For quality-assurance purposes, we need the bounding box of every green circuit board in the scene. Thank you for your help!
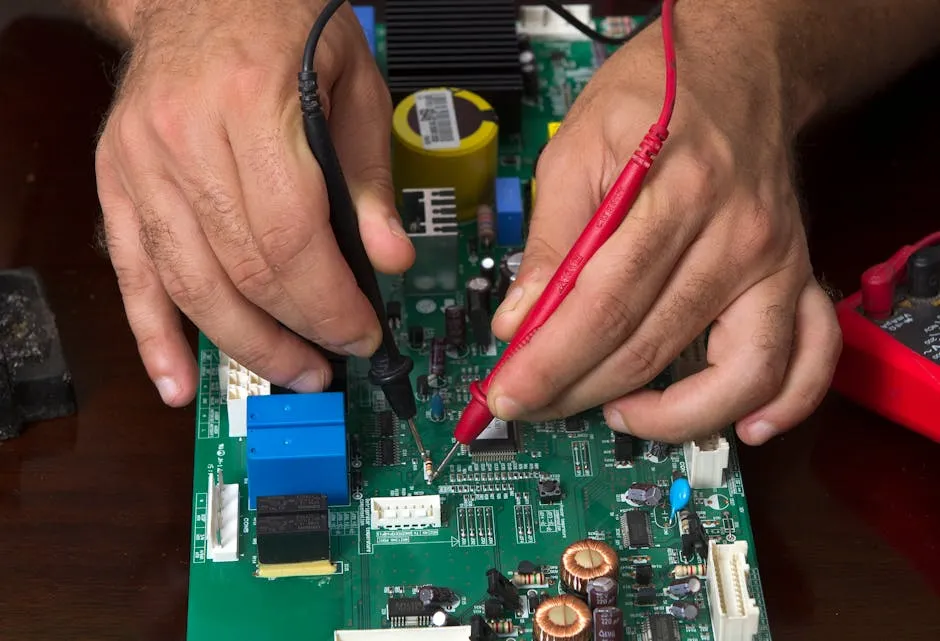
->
[187,16,773,641]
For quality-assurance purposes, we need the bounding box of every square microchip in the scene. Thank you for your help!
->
[469,418,519,461]
[621,510,653,549]
[645,613,680,641]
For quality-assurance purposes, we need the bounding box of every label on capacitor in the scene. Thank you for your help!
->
[415,89,461,150]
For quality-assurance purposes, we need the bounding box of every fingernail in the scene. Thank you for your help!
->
[342,336,378,358]
[155,377,179,405]
[494,395,522,419]
[606,409,629,433]
[496,286,524,316]
[748,420,777,444]
[289,369,327,393]
[387,216,407,239]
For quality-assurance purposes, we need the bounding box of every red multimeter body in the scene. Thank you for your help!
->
[831,231,940,442]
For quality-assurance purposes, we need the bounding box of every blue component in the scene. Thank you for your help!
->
[430,393,445,422]
[495,177,524,246]
[669,476,692,522]
[246,393,348,508]
[352,6,376,55]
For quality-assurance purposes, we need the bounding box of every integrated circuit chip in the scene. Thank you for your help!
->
[614,433,633,466]
[644,613,680,641]
[469,418,519,461]
[621,510,653,548]
[377,438,399,466]
[376,410,396,437]
[387,597,431,627]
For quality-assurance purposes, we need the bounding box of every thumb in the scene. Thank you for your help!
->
[329,62,415,275]
[492,133,603,341]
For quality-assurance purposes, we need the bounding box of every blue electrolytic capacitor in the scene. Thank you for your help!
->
[669,476,692,522]
[430,393,445,422]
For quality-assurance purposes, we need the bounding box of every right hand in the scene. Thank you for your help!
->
[95,1,413,406]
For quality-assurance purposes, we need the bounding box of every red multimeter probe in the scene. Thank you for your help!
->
[831,231,940,442]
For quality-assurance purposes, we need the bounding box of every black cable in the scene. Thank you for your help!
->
[543,0,665,46]
[298,0,417,422]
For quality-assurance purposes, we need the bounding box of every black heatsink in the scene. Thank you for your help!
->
[386,0,523,133]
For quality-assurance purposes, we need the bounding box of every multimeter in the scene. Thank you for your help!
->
[831,231,940,442]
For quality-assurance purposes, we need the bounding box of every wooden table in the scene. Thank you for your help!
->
[2,8,939,641]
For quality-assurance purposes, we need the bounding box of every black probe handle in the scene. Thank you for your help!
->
[302,110,416,419]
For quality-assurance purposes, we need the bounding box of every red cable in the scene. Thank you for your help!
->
[450,0,679,449]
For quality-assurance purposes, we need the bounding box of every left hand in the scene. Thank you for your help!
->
[485,28,842,446]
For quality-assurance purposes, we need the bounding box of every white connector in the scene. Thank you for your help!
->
[706,540,760,641]
[206,471,240,562]
[684,434,730,488]
[370,495,441,529]
[335,628,471,641]
[219,351,270,438]
[518,4,593,40]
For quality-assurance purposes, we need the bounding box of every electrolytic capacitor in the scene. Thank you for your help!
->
[586,576,618,609]
[498,251,524,301]
[444,305,467,350]
[429,337,446,382]
[592,606,624,641]
[466,276,493,349]
[408,325,425,350]
[480,256,497,284]
[666,576,701,598]
[519,36,540,101]
[430,393,445,422]
[419,586,456,607]
[431,610,458,627]
[627,482,663,507]
[477,204,496,248]
[667,601,699,621]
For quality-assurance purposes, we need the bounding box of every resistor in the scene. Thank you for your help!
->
[512,572,546,586]
[429,337,446,384]
[423,458,434,482]
[477,204,496,248]
[430,393,445,422]
[671,563,707,578]
[487,620,514,634]
[444,305,467,350]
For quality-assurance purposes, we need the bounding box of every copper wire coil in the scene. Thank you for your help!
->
[533,595,592,641]
[559,539,619,595]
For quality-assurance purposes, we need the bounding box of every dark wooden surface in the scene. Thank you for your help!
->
[1,6,939,641]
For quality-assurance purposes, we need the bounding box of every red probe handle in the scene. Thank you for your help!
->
[452,130,666,445]
[861,231,940,317]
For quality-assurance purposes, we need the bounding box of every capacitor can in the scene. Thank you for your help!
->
[429,337,446,379]
[467,276,493,315]
[408,325,425,350]
[592,606,624,641]
[480,256,497,284]
[667,601,699,621]
[586,577,618,609]
[666,576,701,598]
[444,305,467,349]
[498,251,524,301]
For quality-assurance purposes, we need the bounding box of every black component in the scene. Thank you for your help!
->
[564,416,584,432]
[466,276,493,348]
[537,478,563,504]
[385,0,523,134]
[518,35,539,100]
[498,251,524,301]
[0,268,76,440]
[387,597,431,626]
[517,560,538,575]
[386,301,402,329]
[470,418,520,460]
[634,586,658,606]
[614,433,634,464]
[522,179,534,233]
[486,568,520,611]
[257,493,328,516]
[418,586,456,607]
[593,606,624,641]
[351,469,363,493]
[416,374,431,399]
[429,338,446,377]
[647,441,672,463]
[378,438,400,466]
[623,510,653,548]
[256,512,330,565]
[483,598,503,619]
[408,325,425,350]
[376,409,396,437]
[634,563,653,586]
[444,305,467,349]
[479,257,497,285]
[526,590,540,614]
[680,510,707,559]
[298,10,417,425]
[645,613,681,641]
[908,245,940,298]
[470,615,497,641]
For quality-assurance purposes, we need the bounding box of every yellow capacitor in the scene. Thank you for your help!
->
[392,88,498,222]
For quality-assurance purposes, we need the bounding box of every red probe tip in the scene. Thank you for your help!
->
[453,381,494,445]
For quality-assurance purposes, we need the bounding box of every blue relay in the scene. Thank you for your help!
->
[246,393,348,508]
[495,177,524,246]
[352,6,376,55]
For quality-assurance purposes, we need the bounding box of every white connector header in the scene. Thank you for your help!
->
[335,627,471,641]
[370,495,442,529]
[684,434,730,488]
[207,471,240,562]
[706,540,760,641]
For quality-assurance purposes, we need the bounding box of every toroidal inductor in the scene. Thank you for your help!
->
[391,87,499,222]
[533,595,592,641]
[559,540,619,595]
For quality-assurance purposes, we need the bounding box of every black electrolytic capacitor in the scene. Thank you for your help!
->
[480,256,497,284]
[466,276,493,349]
[498,251,524,301]
[586,577,618,609]
[429,338,446,377]
[593,606,624,641]
[408,325,425,350]
[444,305,467,349]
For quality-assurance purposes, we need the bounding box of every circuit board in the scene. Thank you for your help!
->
[187,8,773,641]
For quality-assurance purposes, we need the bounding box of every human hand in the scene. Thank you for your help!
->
[95,0,413,406]
[487,27,841,445]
